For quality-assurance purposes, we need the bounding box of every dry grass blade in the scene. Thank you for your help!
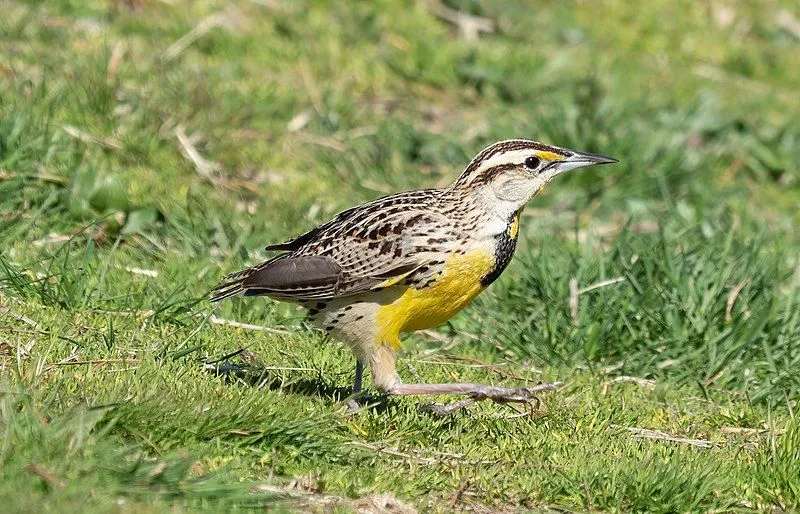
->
[25,464,66,489]
[624,427,714,448]
[725,280,748,323]
[175,125,223,185]
[347,441,437,465]
[162,12,227,62]
[209,315,291,334]
[122,266,159,278]
[569,277,579,324]
[106,41,126,82]
[63,125,122,150]
[570,277,626,325]
[2,308,41,330]
[347,441,497,467]
[251,484,417,513]
[609,376,656,388]
[579,276,626,294]
[0,169,67,185]
[425,0,494,41]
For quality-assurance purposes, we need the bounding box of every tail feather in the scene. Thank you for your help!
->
[210,268,253,302]
[210,254,286,302]
[210,280,244,302]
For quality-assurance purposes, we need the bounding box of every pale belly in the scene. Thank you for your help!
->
[375,249,494,347]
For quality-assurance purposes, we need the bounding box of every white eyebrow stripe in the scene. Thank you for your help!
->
[464,149,531,185]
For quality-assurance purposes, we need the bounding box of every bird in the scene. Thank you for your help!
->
[211,139,617,404]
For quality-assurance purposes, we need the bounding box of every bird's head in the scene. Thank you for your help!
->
[451,139,617,218]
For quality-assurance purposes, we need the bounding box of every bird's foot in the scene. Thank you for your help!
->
[418,382,562,417]
[467,382,561,403]
[344,397,362,413]
[342,391,386,414]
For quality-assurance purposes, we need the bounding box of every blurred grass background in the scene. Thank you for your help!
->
[1,0,799,512]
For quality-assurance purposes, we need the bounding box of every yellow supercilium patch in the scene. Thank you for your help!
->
[535,150,562,161]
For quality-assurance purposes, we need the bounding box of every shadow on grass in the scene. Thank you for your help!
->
[203,352,400,414]
[202,349,511,420]
[208,359,352,397]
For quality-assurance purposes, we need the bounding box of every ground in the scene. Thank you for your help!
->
[1,0,799,512]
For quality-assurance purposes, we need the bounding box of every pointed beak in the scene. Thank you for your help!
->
[569,150,618,166]
[549,149,618,176]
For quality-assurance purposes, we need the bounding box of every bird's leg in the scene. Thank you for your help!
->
[343,359,368,413]
[388,382,562,403]
[352,359,364,394]
[367,345,560,409]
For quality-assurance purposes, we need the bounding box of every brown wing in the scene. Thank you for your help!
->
[263,205,361,252]
[210,190,453,302]
[210,253,421,302]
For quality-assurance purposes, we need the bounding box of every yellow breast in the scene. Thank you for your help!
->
[376,249,494,348]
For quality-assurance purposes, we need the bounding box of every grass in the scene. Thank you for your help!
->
[1,0,799,511]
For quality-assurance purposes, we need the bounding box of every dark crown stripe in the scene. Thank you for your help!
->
[455,139,566,187]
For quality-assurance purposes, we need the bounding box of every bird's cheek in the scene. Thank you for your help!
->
[493,178,529,202]
[499,176,547,204]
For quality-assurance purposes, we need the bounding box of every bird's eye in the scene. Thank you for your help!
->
[524,156,540,170]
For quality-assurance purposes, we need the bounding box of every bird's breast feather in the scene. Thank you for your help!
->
[375,249,494,346]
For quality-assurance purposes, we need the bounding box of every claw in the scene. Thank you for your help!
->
[467,383,560,411]
[344,398,362,413]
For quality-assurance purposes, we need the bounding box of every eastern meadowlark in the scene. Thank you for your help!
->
[212,139,617,404]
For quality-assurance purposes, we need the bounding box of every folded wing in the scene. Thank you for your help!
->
[211,192,452,302]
